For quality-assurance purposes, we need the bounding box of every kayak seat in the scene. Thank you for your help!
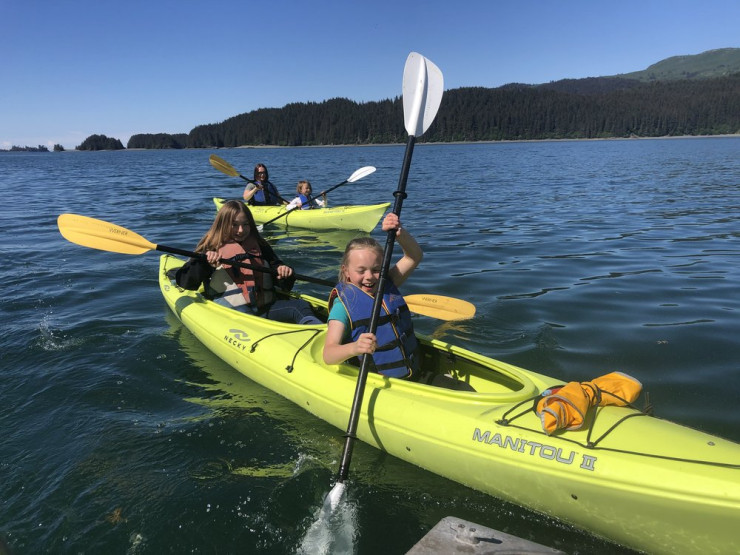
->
[421,372,477,392]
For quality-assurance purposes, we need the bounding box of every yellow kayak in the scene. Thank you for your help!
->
[213,198,389,232]
[160,254,740,554]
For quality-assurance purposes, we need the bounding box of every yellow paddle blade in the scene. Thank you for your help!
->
[209,154,238,177]
[404,294,476,321]
[57,214,156,255]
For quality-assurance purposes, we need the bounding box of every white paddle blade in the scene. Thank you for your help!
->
[402,52,444,137]
[325,482,346,512]
[347,166,376,183]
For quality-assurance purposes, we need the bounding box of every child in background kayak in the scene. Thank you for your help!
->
[175,200,321,325]
[243,163,285,206]
[287,180,326,211]
[323,213,423,379]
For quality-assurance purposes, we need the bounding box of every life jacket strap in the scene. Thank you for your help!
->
[352,304,410,329]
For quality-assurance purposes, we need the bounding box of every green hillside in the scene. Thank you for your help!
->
[619,47,740,81]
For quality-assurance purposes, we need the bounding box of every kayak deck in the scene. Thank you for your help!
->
[159,255,740,554]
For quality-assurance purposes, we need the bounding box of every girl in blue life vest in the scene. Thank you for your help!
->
[287,180,326,210]
[323,213,423,379]
[174,200,321,325]
[243,163,285,206]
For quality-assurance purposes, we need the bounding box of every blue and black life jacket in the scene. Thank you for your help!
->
[250,181,280,206]
[297,193,312,209]
[329,282,419,379]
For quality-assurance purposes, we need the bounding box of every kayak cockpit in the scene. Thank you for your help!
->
[416,339,541,399]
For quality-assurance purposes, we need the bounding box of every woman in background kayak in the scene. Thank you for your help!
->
[323,213,423,379]
[243,163,285,206]
[286,180,326,211]
[175,200,321,325]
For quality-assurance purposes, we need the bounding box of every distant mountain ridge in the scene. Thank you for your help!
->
[617,47,740,81]
[536,48,740,95]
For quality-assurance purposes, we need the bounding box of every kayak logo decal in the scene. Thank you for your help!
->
[472,428,597,471]
[229,329,250,341]
[225,328,251,351]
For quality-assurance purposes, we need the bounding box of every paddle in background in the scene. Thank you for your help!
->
[256,165,377,231]
[56,214,472,321]
[327,52,444,510]
[209,154,293,204]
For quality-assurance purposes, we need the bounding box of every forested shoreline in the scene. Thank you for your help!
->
[125,73,739,150]
[7,71,733,152]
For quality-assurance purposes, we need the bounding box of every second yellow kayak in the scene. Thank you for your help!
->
[213,198,390,232]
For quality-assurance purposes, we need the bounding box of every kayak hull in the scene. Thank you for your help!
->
[159,255,740,554]
[213,198,389,232]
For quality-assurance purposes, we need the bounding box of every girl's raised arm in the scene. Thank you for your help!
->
[383,213,423,287]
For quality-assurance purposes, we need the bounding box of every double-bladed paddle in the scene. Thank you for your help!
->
[56,213,473,320]
[327,52,444,509]
[256,165,377,231]
[57,213,332,287]
[209,154,292,204]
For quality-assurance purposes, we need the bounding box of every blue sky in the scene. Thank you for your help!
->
[2,0,737,150]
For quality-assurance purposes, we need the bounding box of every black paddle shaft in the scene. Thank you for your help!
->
[337,135,416,483]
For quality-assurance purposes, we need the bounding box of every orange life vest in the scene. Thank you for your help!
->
[207,242,275,308]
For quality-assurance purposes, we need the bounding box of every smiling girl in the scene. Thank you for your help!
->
[175,200,321,325]
[323,213,423,379]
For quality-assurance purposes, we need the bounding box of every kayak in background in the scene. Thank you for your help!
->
[159,254,740,555]
[264,227,366,254]
[213,198,389,232]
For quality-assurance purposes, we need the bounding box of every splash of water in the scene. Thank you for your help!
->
[296,483,357,555]
[36,314,84,351]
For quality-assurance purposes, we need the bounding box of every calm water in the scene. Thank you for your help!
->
[1,138,739,554]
